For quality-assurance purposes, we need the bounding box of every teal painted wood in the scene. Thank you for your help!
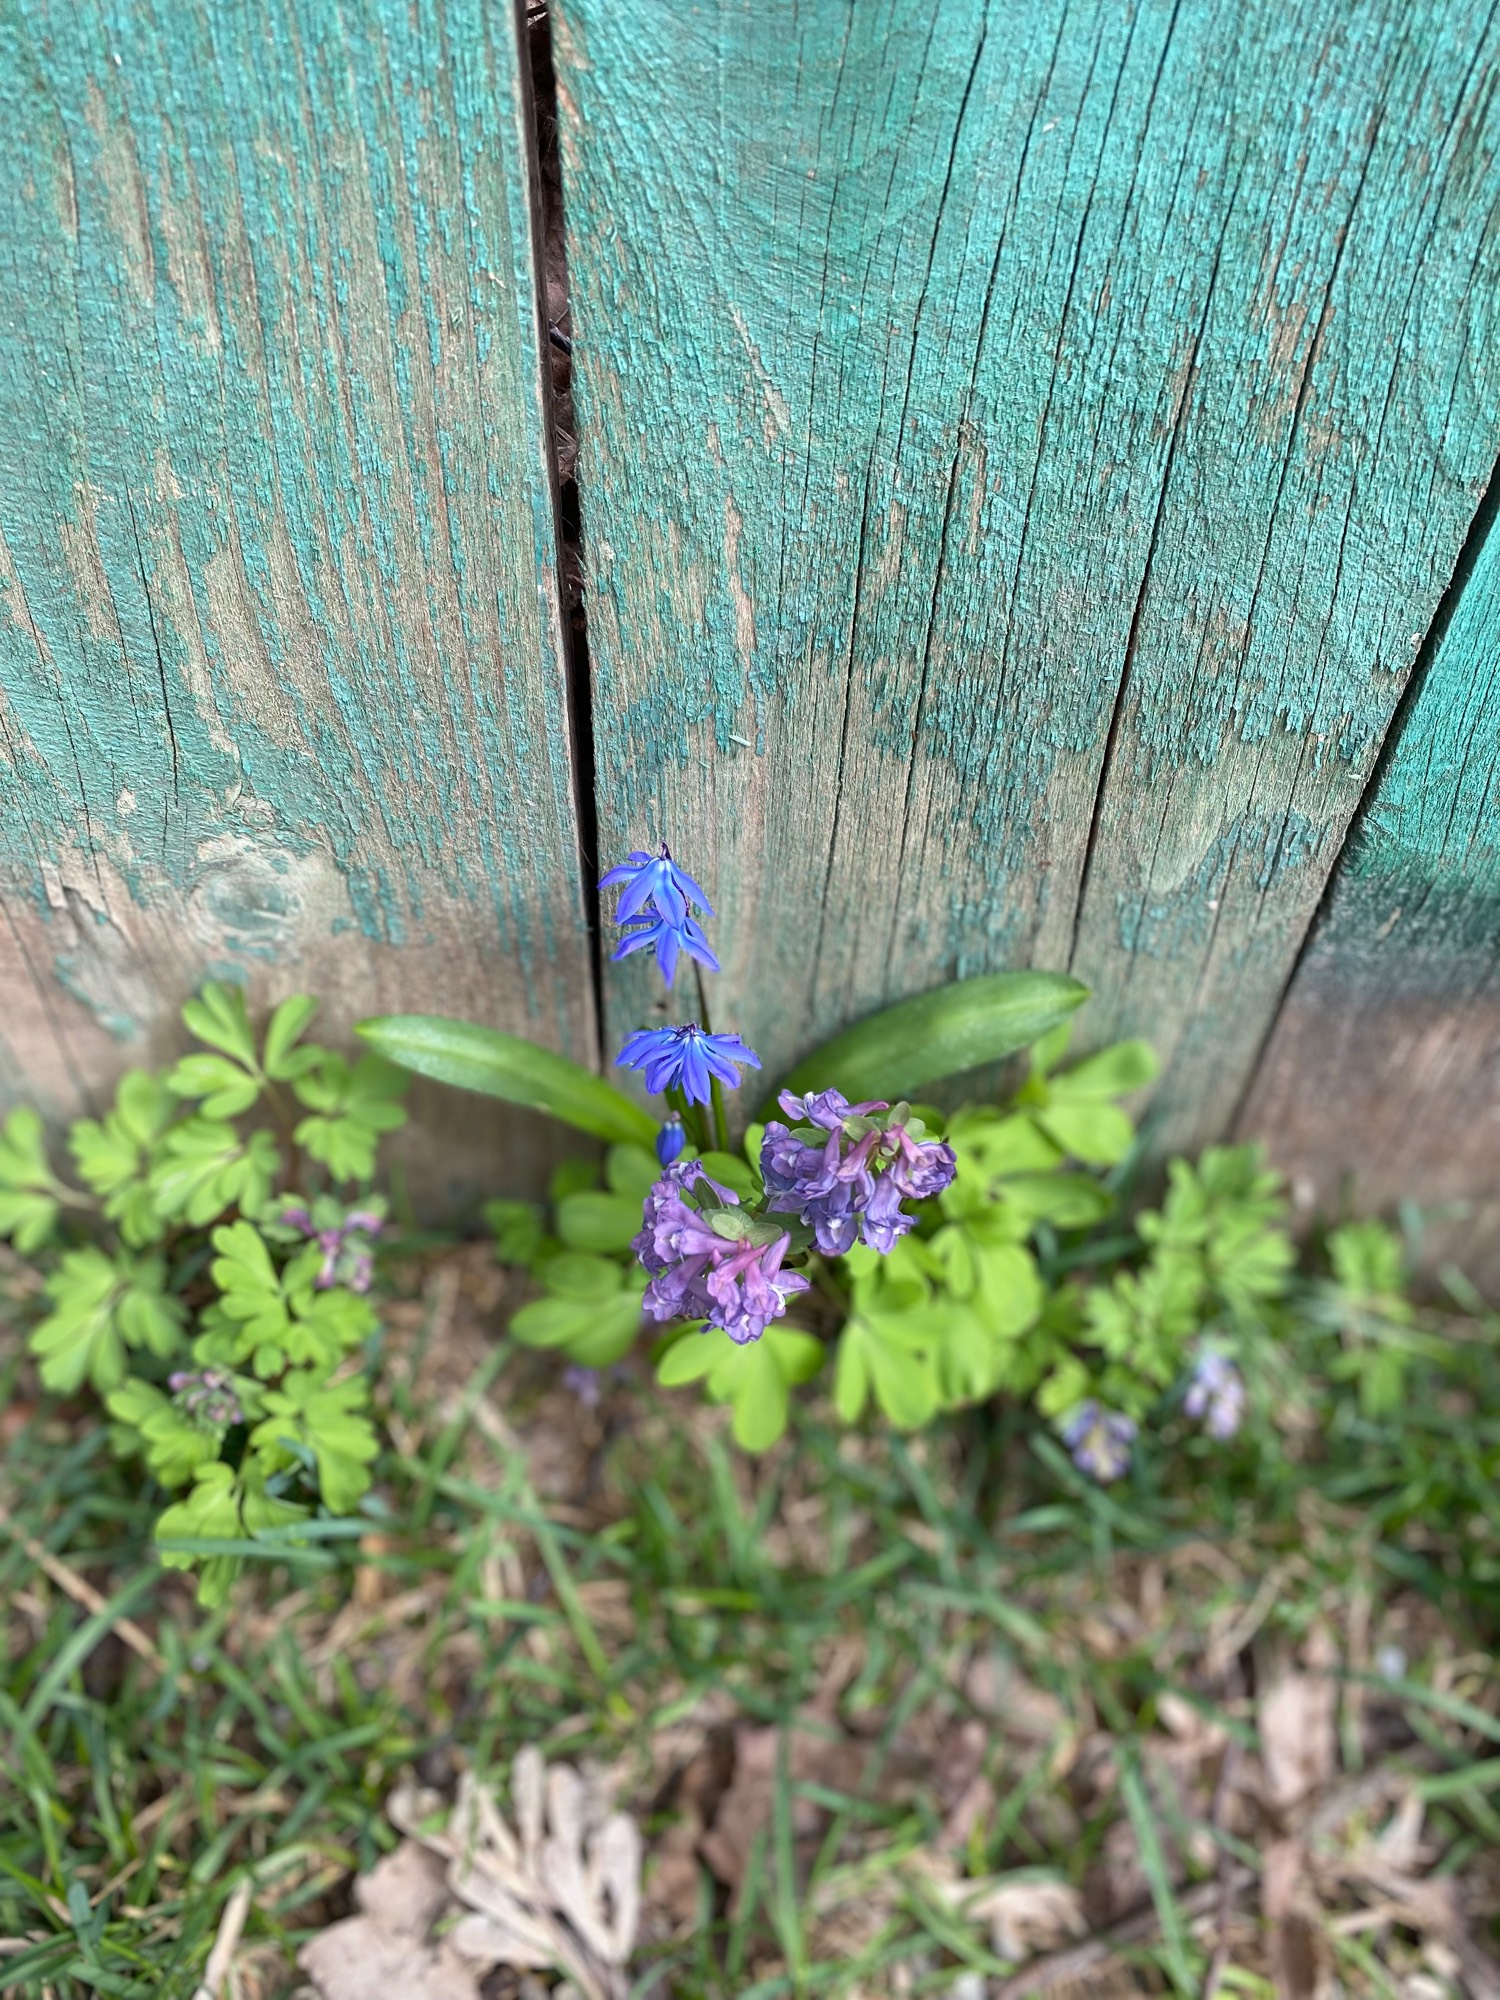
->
[1241,502,1500,1282]
[554,0,1500,1145]
[0,0,593,1189]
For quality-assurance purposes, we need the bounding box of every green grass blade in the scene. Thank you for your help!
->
[1119,1748,1196,1997]
[19,1571,159,1733]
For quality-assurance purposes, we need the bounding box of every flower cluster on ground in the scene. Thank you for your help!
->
[595,840,1273,1485]
[601,841,957,1347]
[273,1198,385,1293]
[762,1088,956,1255]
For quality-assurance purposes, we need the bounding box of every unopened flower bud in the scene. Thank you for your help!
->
[656,1116,687,1167]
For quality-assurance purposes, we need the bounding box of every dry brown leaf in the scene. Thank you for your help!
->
[938,1869,1088,1964]
[1332,1853,1500,2000]
[297,1845,482,2000]
[359,1841,451,1933]
[1259,1640,1338,1815]
[388,1750,641,2000]
[698,1714,869,1897]
[1261,1837,1331,2000]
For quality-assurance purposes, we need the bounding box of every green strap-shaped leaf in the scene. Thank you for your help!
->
[771,972,1088,1108]
[357,1015,657,1146]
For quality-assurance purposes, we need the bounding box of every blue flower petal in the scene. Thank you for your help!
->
[669,864,713,918]
[681,1041,710,1105]
[656,922,682,986]
[648,860,688,927]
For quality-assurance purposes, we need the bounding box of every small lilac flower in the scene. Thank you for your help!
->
[760,1088,956,1256]
[563,1364,603,1409]
[861,1171,910,1254]
[1184,1350,1246,1440]
[1060,1401,1136,1483]
[701,1234,811,1344]
[169,1368,244,1427]
[599,842,713,929]
[617,1022,760,1106]
[656,1115,687,1167]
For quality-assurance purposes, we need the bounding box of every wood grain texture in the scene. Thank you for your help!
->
[1240,496,1500,1284]
[0,0,592,1198]
[554,0,1500,1143]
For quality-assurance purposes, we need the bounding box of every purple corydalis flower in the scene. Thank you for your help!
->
[169,1368,243,1427]
[1184,1350,1246,1440]
[279,1202,384,1292]
[1060,1401,1136,1483]
[632,1159,740,1267]
[645,1230,810,1345]
[617,1022,760,1107]
[760,1087,956,1256]
[632,1161,809,1343]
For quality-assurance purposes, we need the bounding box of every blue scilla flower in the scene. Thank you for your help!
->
[656,1114,687,1166]
[600,844,717,989]
[617,1022,760,1107]
[600,843,713,929]
[612,906,720,988]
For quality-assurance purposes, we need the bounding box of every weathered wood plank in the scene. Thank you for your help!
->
[0,0,592,1196]
[554,0,1500,1144]
[1240,493,1500,1285]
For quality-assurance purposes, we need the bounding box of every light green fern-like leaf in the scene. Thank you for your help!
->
[0,1106,64,1252]
[250,1371,378,1513]
[70,1070,178,1246]
[154,1461,308,1606]
[657,1324,823,1451]
[29,1249,186,1394]
[293,1054,408,1181]
[150,1121,280,1227]
[106,1380,223,1487]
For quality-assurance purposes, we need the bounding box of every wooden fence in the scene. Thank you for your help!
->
[3,0,1499,1271]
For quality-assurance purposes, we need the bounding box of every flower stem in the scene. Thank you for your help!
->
[709,1074,729,1155]
[692,962,714,1036]
[667,1085,711,1155]
[806,1254,849,1309]
[692,962,730,1153]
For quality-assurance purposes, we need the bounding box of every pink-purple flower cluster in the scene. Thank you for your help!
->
[633,1161,810,1345]
[279,1203,384,1292]
[760,1089,957,1255]
[169,1367,244,1427]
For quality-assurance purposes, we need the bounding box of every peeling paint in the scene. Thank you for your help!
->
[0,0,596,1124]
[558,0,1500,1150]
